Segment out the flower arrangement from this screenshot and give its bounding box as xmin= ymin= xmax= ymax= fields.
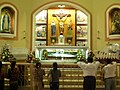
xmin=76 ymin=49 xmax=85 ymax=62
xmin=0 ymin=44 xmax=15 ymax=62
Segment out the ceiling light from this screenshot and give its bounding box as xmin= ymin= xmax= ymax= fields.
xmin=58 ymin=5 xmax=65 ymax=8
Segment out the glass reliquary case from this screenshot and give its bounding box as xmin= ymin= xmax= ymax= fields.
xmin=35 ymin=46 xmax=89 ymax=63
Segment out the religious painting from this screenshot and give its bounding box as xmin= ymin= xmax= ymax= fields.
xmin=106 ymin=4 xmax=120 ymax=40
xmin=0 ymin=3 xmax=18 ymax=38
xmin=76 ymin=10 xmax=87 ymax=24
xmin=35 ymin=10 xmax=47 ymax=24
xmin=36 ymin=25 xmax=46 ymax=37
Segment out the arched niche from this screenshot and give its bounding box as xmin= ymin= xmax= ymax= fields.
xmin=0 ymin=3 xmax=18 ymax=38
xmin=31 ymin=1 xmax=91 ymax=51
xmin=106 ymin=4 xmax=120 ymax=40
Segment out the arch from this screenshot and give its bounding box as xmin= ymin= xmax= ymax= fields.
xmin=31 ymin=1 xmax=92 ymax=51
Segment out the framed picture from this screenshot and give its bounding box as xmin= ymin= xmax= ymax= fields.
xmin=106 ymin=4 xmax=120 ymax=40
xmin=36 ymin=25 xmax=46 ymax=37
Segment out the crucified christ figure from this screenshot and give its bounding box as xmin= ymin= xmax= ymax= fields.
xmin=52 ymin=11 xmax=71 ymax=34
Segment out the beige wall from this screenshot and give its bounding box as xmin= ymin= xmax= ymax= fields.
xmin=0 ymin=0 xmax=120 ymax=51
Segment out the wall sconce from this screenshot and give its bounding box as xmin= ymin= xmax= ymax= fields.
xmin=97 ymin=30 xmax=100 ymax=39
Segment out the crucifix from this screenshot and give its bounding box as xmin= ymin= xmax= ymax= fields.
xmin=52 ymin=10 xmax=71 ymax=34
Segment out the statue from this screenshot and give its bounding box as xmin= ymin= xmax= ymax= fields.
xmin=68 ymin=20 xmax=73 ymax=30
xmin=41 ymin=27 xmax=46 ymax=37
xmin=67 ymin=20 xmax=73 ymax=36
xmin=111 ymin=10 xmax=120 ymax=34
xmin=51 ymin=20 xmax=56 ymax=36
xmin=37 ymin=28 xmax=41 ymax=37
xmin=52 ymin=10 xmax=71 ymax=34
xmin=2 ymin=10 xmax=11 ymax=33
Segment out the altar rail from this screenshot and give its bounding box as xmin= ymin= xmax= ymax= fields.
xmin=3 ymin=62 xmax=120 ymax=90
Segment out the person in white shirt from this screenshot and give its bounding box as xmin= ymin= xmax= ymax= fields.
xmin=77 ymin=56 xmax=100 ymax=90
xmin=102 ymin=59 xmax=117 ymax=90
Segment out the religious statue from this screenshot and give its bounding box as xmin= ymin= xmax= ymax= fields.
xmin=68 ymin=20 xmax=73 ymax=30
xmin=36 ymin=27 xmax=46 ymax=37
xmin=41 ymin=27 xmax=46 ymax=37
xmin=52 ymin=10 xmax=71 ymax=34
xmin=111 ymin=10 xmax=120 ymax=35
xmin=67 ymin=19 xmax=73 ymax=36
xmin=51 ymin=20 xmax=56 ymax=36
xmin=37 ymin=28 xmax=41 ymax=37
xmin=2 ymin=10 xmax=11 ymax=33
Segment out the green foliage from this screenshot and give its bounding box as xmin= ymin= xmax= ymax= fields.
xmin=1 ymin=45 xmax=15 ymax=62
xmin=76 ymin=49 xmax=85 ymax=62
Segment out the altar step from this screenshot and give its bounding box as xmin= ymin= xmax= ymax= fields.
xmin=3 ymin=63 xmax=120 ymax=90
xmin=42 ymin=64 xmax=120 ymax=90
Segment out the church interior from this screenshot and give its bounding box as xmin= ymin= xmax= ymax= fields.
xmin=0 ymin=0 xmax=120 ymax=90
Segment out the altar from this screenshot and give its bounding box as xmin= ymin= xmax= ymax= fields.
xmin=35 ymin=46 xmax=89 ymax=63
